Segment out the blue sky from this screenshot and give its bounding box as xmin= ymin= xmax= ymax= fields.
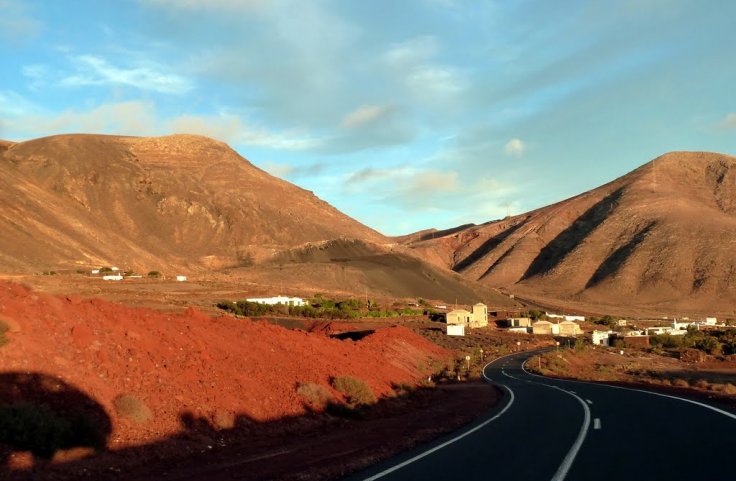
xmin=1 ymin=0 xmax=734 ymax=235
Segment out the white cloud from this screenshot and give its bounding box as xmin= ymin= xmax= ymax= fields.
xmin=341 ymin=104 xmax=395 ymax=129
xmin=0 ymin=99 xmax=321 ymax=151
xmin=384 ymin=36 xmax=439 ymax=66
xmin=407 ymin=170 xmax=459 ymax=194
xmin=61 ymin=55 xmax=193 ymax=94
xmin=504 ymin=138 xmax=525 ymax=157
xmin=140 ymin=0 xmax=266 ymax=11
xmin=721 ymin=113 xmax=736 ymax=129
xmin=407 ymin=66 xmax=465 ymax=96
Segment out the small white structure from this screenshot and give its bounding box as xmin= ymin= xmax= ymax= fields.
xmin=705 ymin=317 xmax=717 ymax=326
xmin=508 ymin=326 xmax=530 ymax=334
xmin=90 ymin=269 xmax=100 ymax=275
xmin=110 ymin=266 xmax=120 ymax=272
xmin=176 ymin=275 xmax=187 ymax=282
xmin=592 ymin=330 xmax=613 ymax=346
xmin=447 ymin=324 xmax=465 ymax=336
xmin=246 ymin=295 xmax=307 ymax=307
xmin=102 ymin=274 xmax=123 ymax=281
xmin=546 ymin=312 xmax=585 ymax=322
xmin=617 ymin=319 xmax=628 ymax=327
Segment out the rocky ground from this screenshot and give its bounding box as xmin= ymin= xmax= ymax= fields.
xmin=0 ymin=281 xmax=501 ymax=480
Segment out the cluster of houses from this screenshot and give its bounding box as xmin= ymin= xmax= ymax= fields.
xmin=444 ymin=306 xmax=723 ymax=345
xmin=90 ymin=267 xmax=187 ymax=282
xmin=445 ymin=303 xmax=489 ymax=336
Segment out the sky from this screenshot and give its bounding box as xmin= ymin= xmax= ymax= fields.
xmin=1 ymin=0 xmax=735 ymax=235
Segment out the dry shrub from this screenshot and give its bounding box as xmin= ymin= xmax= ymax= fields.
xmin=113 ymin=394 xmax=152 ymax=425
xmin=331 ymin=376 xmax=377 ymax=407
xmin=672 ymin=378 xmax=690 ymax=388
xmin=711 ymin=383 xmax=736 ymax=395
xmin=296 ymin=382 xmax=334 ymax=411
xmin=694 ymin=379 xmax=710 ymax=390
xmin=0 ymin=319 xmax=10 ymax=347
xmin=213 ymin=410 xmax=235 ymax=430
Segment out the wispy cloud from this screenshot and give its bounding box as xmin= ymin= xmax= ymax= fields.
xmin=720 ymin=113 xmax=736 ymax=129
xmin=341 ymin=104 xmax=395 ymax=129
xmin=504 ymin=138 xmax=525 ymax=157
xmin=61 ymin=55 xmax=193 ymax=94
xmin=139 ymin=0 xmax=266 ymax=11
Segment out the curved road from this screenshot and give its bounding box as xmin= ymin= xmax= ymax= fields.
xmin=346 ymin=349 xmax=736 ymax=480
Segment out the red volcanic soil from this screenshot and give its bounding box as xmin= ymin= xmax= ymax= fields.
xmin=0 ymin=282 xmax=491 ymax=479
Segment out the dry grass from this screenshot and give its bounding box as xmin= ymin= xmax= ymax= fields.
xmin=113 ymin=394 xmax=152 ymax=425
xmin=296 ymin=382 xmax=334 ymax=411
xmin=331 ymin=376 xmax=377 ymax=407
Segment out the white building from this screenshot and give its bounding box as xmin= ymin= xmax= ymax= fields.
xmin=546 ymin=312 xmax=586 ymax=322
xmin=102 ymin=274 xmax=123 ymax=281
xmin=176 ymin=275 xmax=187 ymax=282
xmin=447 ymin=324 xmax=465 ymax=336
xmin=246 ymin=296 xmax=307 ymax=307
xmin=592 ymin=330 xmax=613 ymax=346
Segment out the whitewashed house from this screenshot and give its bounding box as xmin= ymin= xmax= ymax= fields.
xmin=246 ymin=296 xmax=307 ymax=307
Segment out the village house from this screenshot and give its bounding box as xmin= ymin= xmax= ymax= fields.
xmin=532 ymin=320 xmax=560 ymax=335
xmin=470 ymin=303 xmax=488 ymax=328
xmin=446 ymin=303 xmax=488 ymax=328
xmin=505 ymin=317 xmax=532 ymax=328
xmin=559 ymin=320 xmax=582 ymax=337
xmin=246 ymin=296 xmax=307 ymax=307
xmin=546 ymin=312 xmax=586 ymax=322
xmin=446 ymin=309 xmax=472 ymax=326
xmin=592 ymin=330 xmax=613 ymax=346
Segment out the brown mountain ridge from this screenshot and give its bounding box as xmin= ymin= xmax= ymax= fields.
xmin=0 ymin=133 xmax=510 ymax=305
xmin=401 ymin=151 xmax=736 ymax=316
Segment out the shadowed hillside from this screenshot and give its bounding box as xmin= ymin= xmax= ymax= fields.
xmin=402 ymin=152 xmax=736 ymax=315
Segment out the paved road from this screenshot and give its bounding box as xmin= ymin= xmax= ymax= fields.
xmin=345 ymin=349 xmax=736 ymax=481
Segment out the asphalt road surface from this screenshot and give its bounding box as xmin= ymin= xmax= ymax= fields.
xmin=346 ymin=349 xmax=736 ymax=481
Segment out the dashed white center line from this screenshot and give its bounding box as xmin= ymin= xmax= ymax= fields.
xmin=593 ymin=418 xmax=602 ymax=430
xmin=585 ymin=399 xmax=593 ymax=405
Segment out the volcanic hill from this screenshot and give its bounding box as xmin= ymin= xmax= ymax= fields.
xmin=0 ymin=134 xmax=385 ymax=273
xmin=0 ymin=134 xmax=509 ymax=305
xmin=401 ymin=152 xmax=736 ymax=316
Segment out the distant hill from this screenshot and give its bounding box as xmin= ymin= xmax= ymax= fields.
xmin=0 ymin=134 xmax=385 ymax=272
xmin=401 ymin=152 xmax=736 ymax=316
xmin=0 ymin=134 xmax=512 ymax=305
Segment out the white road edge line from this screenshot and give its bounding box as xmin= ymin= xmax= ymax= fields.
xmin=547 ymin=386 xmax=591 ymax=481
xmin=593 ymin=418 xmax=602 ymax=430
xmin=521 ymin=358 xmax=736 ymax=422
xmin=361 ymin=356 xmax=517 ymax=480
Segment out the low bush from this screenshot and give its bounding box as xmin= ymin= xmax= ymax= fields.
xmin=672 ymin=378 xmax=690 ymax=388
xmin=296 ymin=382 xmax=334 ymax=411
xmin=0 ymin=320 xmax=10 ymax=348
xmin=113 ymin=394 xmax=152 ymax=425
xmin=331 ymin=376 xmax=377 ymax=407
xmin=147 ymin=271 xmax=161 ymax=278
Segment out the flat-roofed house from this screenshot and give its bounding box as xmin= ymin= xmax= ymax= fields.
xmin=446 ymin=309 xmax=472 ymax=326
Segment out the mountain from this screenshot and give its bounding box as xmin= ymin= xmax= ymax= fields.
xmin=401 ymin=152 xmax=736 ymax=316
xmin=0 ymin=134 xmax=511 ymax=305
xmin=0 ymin=134 xmax=385 ymax=272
